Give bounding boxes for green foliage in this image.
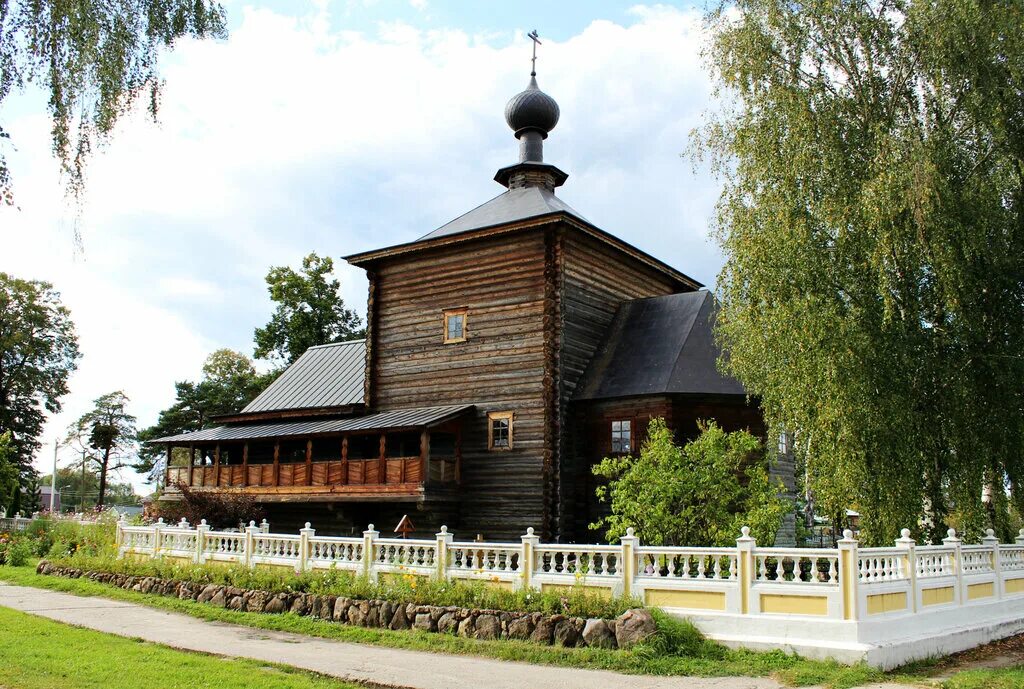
[0,432,20,514]
[697,0,1024,544]
[0,1,227,208]
[66,392,137,508]
[254,253,365,365]
[136,349,273,476]
[0,274,80,477]
[592,418,788,546]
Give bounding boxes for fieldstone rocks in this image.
[614,609,656,649]
[474,614,501,641]
[37,563,636,651]
[413,612,435,632]
[582,619,616,649]
[437,611,459,635]
[530,616,556,644]
[389,605,410,630]
[553,618,579,647]
[507,615,535,640]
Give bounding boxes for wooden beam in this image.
[273,441,280,487]
[189,443,196,487]
[165,445,172,488]
[242,443,249,487]
[341,436,348,486]
[214,444,221,487]
[418,430,428,486]
[305,439,313,486]
[378,433,386,485]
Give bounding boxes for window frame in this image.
[487,411,514,451]
[610,418,633,455]
[442,307,469,344]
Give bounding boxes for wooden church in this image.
[157,63,795,543]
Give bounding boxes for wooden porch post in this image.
[305,439,313,486]
[378,433,387,485]
[242,443,249,487]
[214,444,221,487]
[165,445,173,488]
[273,441,281,487]
[189,444,196,487]
[419,430,429,486]
[340,436,349,486]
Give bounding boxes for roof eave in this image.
[344,212,703,290]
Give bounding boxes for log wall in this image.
[368,230,550,540]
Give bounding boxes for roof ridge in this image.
[307,339,366,350]
[666,291,714,386]
[416,189,513,241]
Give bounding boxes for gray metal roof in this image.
[418,185,588,241]
[574,291,747,401]
[243,340,366,413]
[151,404,474,444]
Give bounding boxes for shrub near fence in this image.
[116,518,1024,669]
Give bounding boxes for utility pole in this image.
[80,449,87,513]
[50,440,58,513]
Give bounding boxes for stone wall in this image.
[37,561,655,650]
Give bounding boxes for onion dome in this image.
[504,75,560,139]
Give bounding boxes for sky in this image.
[0,1,724,495]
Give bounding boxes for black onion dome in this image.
[505,75,560,137]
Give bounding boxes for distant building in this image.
[39,485,61,513]
[153,62,796,543]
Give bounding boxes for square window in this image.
[611,419,632,453]
[443,308,468,343]
[488,411,513,450]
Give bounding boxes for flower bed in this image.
[37,561,657,650]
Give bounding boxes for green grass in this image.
[0,604,359,689]
[0,564,890,689]
[941,667,1024,689]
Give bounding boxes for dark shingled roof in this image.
[242,340,366,413]
[418,185,588,242]
[574,291,746,401]
[151,404,474,444]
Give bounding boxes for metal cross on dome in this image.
[528,29,541,76]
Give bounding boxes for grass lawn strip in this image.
[0,604,360,689]
[0,564,896,689]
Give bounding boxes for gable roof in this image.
[574,291,746,401]
[419,186,589,241]
[242,340,366,414]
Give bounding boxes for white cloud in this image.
[0,3,721,494]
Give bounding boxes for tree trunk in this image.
[97,447,111,509]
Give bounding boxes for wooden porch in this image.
[162,424,462,502]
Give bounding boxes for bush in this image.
[5,538,32,566]
[154,484,264,530]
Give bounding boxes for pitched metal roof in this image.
[151,405,474,444]
[242,340,366,414]
[418,185,588,241]
[574,291,746,401]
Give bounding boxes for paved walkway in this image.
[0,583,912,689]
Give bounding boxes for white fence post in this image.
[195,519,209,564]
[838,529,859,620]
[260,519,270,533]
[619,527,639,598]
[520,527,539,591]
[363,524,379,580]
[245,521,259,568]
[943,528,963,604]
[435,526,452,580]
[982,528,1001,598]
[115,515,126,551]
[153,518,164,558]
[299,522,314,572]
[895,528,917,612]
[1017,529,1024,546]
[736,526,756,615]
